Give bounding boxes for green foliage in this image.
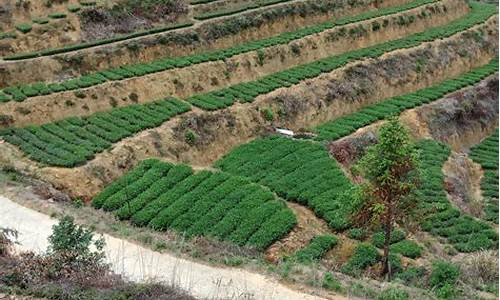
[1,99,190,167]
[48,215,105,261]
[429,261,460,288]
[377,287,409,300]
[322,272,342,291]
[435,284,457,299]
[348,228,367,240]
[15,23,32,34]
[256,49,265,66]
[32,17,50,24]
[469,129,499,223]
[390,240,423,258]
[394,266,427,286]
[416,140,498,252]
[184,129,198,146]
[371,229,406,248]
[92,159,296,250]
[355,118,420,276]
[261,107,274,121]
[67,4,81,12]
[216,136,357,230]
[341,243,380,276]
[48,12,67,19]
[292,235,338,262]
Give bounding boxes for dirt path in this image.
[0,195,341,300]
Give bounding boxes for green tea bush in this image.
[0,99,190,167]
[341,243,380,276]
[15,23,32,33]
[48,12,67,19]
[469,129,498,223]
[322,272,342,291]
[429,261,460,288]
[390,240,423,258]
[293,235,338,262]
[348,228,368,240]
[371,229,406,248]
[394,266,427,286]
[216,136,357,230]
[32,17,50,24]
[92,159,296,250]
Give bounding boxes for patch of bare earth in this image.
[443,152,485,218]
[266,202,330,262]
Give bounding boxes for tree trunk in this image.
[381,215,393,280]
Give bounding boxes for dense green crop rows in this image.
[0,98,190,167]
[292,235,339,262]
[0,0,443,102]
[215,136,356,230]
[469,129,499,223]
[315,59,499,141]
[92,159,297,250]
[187,3,497,110]
[371,230,423,258]
[417,140,498,252]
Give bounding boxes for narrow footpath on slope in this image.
[0,195,339,300]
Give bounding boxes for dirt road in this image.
[0,195,337,300]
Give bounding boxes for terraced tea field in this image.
[0,0,498,299]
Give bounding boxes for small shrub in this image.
[322,272,342,291]
[129,92,139,103]
[184,129,197,146]
[65,99,75,106]
[390,240,423,258]
[0,114,14,126]
[290,43,301,55]
[429,261,460,288]
[371,229,406,248]
[377,286,409,300]
[68,4,81,12]
[109,97,118,107]
[256,49,265,66]
[435,283,456,299]
[261,107,274,121]
[32,17,50,24]
[293,235,338,262]
[388,253,402,274]
[348,228,367,240]
[394,266,426,286]
[73,91,86,98]
[48,215,105,256]
[15,23,32,34]
[48,12,67,19]
[372,21,381,31]
[341,243,380,276]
